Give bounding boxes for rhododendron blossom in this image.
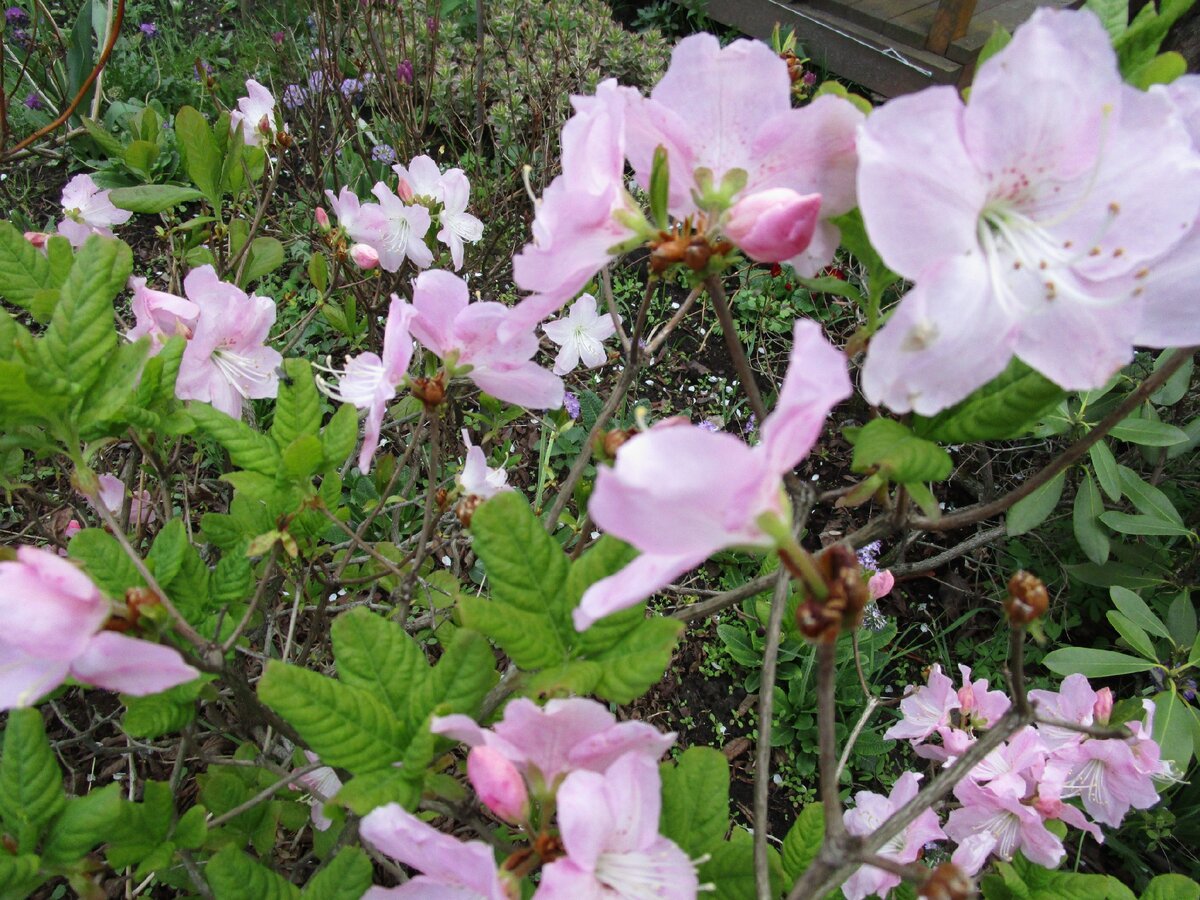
[230,78,281,147]
[292,752,343,832]
[458,430,510,500]
[577,319,850,629]
[127,276,199,352]
[57,174,132,247]
[370,182,434,271]
[85,473,155,527]
[859,8,1200,415]
[430,696,674,795]
[175,266,282,419]
[538,752,698,899]
[436,168,484,270]
[541,292,617,375]
[0,547,198,711]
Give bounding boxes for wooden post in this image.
[925,0,977,54]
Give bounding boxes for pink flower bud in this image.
[467,745,528,823]
[867,569,894,601]
[1094,687,1113,724]
[24,230,49,249]
[315,207,330,230]
[349,242,380,270]
[723,188,821,263]
[396,178,415,202]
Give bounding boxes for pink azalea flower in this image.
[884,663,960,743]
[175,266,282,419]
[430,697,675,795]
[127,276,200,352]
[541,293,617,375]
[458,430,510,499]
[330,294,416,472]
[370,182,433,271]
[230,78,281,147]
[360,802,513,899]
[956,664,1011,730]
[325,186,386,246]
[858,9,1200,415]
[392,154,446,201]
[508,79,641,336]
[622,33,863,275]
[57,174,132,248]
[292,751,344,832]
[576,319,850,629]
[945,776,1065,875]
[842,772,946,900]
[0,547,198,711]
[1029,672,1097,753]
[407,270,563,409]
[436,169,483,270]
[84,474,156,527]
[537,752,698,899]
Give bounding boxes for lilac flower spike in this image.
[57,174,132,248]
[858,9,1200,415]
[175,266,282,419]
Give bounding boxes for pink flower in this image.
[0,547,198,711]
[360,802,513,899]
[430,697,674,795]
[842,772,946,900]
[349,242,380,269]
[468,746,529,823]
[458,430,510,499]
[723,188,822,263]
[57,174,132,247]
[370,182,433,271]
[1029,672,1097,753]
[325,187,387,249]
[858,9,1200,415]
[623,33,862,274]
[867,569,894,601]
[508,80,640,335]
[576,319,849,629]
[230,78,281,147]
[884,663,960,743]
[85,474,156,527]
[436,169,484,270]
[292,752,343,832]
[955,664,1010,730]
[407,270,563,409]
[946,776,1065,875]
[392,154,446,201]
[537,753,698,899]
[175,266,282,419]
[541,293,616,375]
[331,294,416,473]
[127,276,200,352]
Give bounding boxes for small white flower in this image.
[542,293,617,375]
[457,429,511,500]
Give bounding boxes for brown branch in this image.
[753,570,791,897]
[705,273,769,423]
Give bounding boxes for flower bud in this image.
[315,207,331,230]
[1093,687,1113,724]
[396,178,415,202]
[23,230,49,249]
[1004,570,1048,625]
[468,746,529,824]
[867,569,894,601]
[349,242,380,269]
[920,863,972,900]
[723,188,821,263]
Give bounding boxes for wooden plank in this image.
[926,0,978,53]
[895,0,1066,62]
[702,0,964,96]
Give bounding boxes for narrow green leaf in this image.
[1117,465,1184,526]
[1099,511,1192,537]
[109,185,204,213]
[649,145,670,230]
[206,848,300,900]
[307,252,329,293]
[1110,586,1171,640]
[847,418,952,483]
[0,708,66,840]
[258,661,404,774]
[190,402,282,475]
[40,235,131,395]
[1006,470,1066,536]
[300,847,373,900]
[176,106,222,205]
[1150,349,1194,406]
[1168,592,1196,650]
[976,25,1013,66]
[81,116,126,158]
[1088,440,1122,501]
[660,747,729,858]
[1041,647,1158,678]
[781,803,824,881]
[240,237,286,287]
[321,404,359,466]
[1109,418,1189,447]
[1085,0,1128,39]
[1153,689,1194,772]
[1106,611,1158,661]
[1073,471,1109,565]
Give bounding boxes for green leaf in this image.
[282,434,326,480]
[1110,586,1171,640]
[301,847,374,900]
[109,185,204,213]
[649,145,670,230]
[273,359,323,447]
[781,803,824,881]
[147,518,188,585]
[0,854,42,899]
[1115,0,1196,75]
[1116,465,1184,526]
[1073,471,1110,565]
[846,418,952,483]
[41,782,126,865]
[241,237,286,287]
[1141,874,1200,900]
[176,106,222,205]
[1006,470,1066,536]
[81,115,125,158]
[982,852,1137,899]
[121,677,207,739]
[1088,441,1122,501]
[0,708,66,842]
[0,220,53,311]
[212,549,254,604]
[308,253,329,294]
[321,404,359,466]
[976,25,1013,67]
[206,848,300,900]
[332,607,431,726]
[190,402,282,475]
[123,139,158,176]
[77,337,151,431]
[699,827,783,900]
[1041,647,1158,678]
[1108,418,1189,447]
[69,527,144,598]
[589,615,682,704]
[421,629,499,724]
[41,235,131,396]
[258,661,405,773]
[659,747,729,858]
[1106,611,1158,661]
[336,767,422,817]
[1085,0,1128,39]
[1153,689,1195,772]
[1099,511,1192,537]
[1168,592,1197,650]
[915,358,1065,443]
[1150,349,1195,406]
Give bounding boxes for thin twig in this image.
[705,274,768,423]
[221,544,280,653]
[206,761,324,829]
[753,570,791,898]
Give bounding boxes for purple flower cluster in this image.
[563,391,580,420]
[138,21,157,38]
[370,143,397,165]
[395,59,413,84]
[5,5,27,26]
[281,84,307,109]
